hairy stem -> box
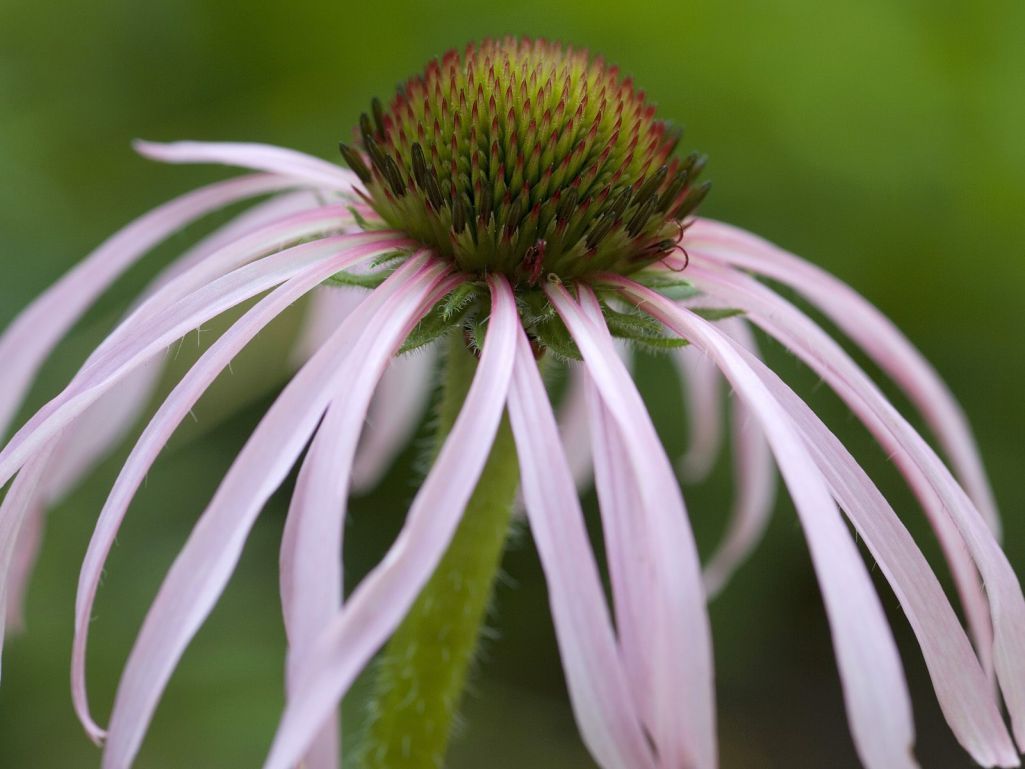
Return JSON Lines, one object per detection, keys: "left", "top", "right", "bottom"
{"left": 359, "top": 330, "right": 520, "bottom": 769}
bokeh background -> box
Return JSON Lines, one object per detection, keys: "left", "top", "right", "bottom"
{"left": 1, "top": 0, "right": 1023, "bottom": 766}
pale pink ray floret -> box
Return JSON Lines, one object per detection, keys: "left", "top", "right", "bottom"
{"left": 0, "top": 136, "right": 1021, "bottom": 769}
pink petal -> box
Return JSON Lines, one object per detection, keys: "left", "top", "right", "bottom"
{"left": 134, "top": 141, "right": 360, "bottom": 193}
{"left": 738, "top": 343, "right": 1018, "bottom": 767}
{"left": 0, "top": 174, "right": 296, "bottom": 441}
{"left": 292, "top": 287, "right": 365, "bottom": 365}
{"left": 100, "top": 256, "right": 450, "bottom": 769}
{"left": 278, "top": 441, "right": 341, "bottom": 769}
{"left": 2, "top": 488, "right": 44, "bottom": 634}
{"left": 583, "top": 376, "right": 656, "bottom": 730}
{"left": 351, "top": 348, "right": 438, "bottom": 493}
{"left": 554, "top": 365, "right": 596, "bottom": 491}
{"left": 0, "top": 231, "right": 409, "bottom": 490}
{"left": 260, "top": 274, "right": 517, "bottom": 769}
{"left": 506, "top": 328, "right": 658, "bottom": 769}
{"left": 610, "top": 276, "right": 919, "bottom": 769}
{"left": 42, "top": 366, "right": 161, "bottom": 505}
{"left": 685, "top": 263, "right": 993, "bottom": 663}
{"left": 0, "top": 442, "right": 58, "bottom": 662}
{"left": 278, "top": 312, "right": 422, "bottom": 769}
{"left": 678, "top": 261, "right": 1025, "bottom": 749}
{"left": 702, "top": 319, "right": 777, "bottom": 599}
{"left": 548, "top": 283, "right": 716, "bottom": 769}
{"left": 71, "top": 242, "right": 405, "bottom": 742}
{"left": 52, "top": 190, "right": 337, "bottom": 503}
{"left": 686, "top": 218, "right": 1000, "bottom": 536}
{"left": 552, "top": 342, "right": 631, "bottom": 495}
{"left": 293, "top": 286, "right": 438, "bottom": 493}
{"left": 278, "top": 275, "right": 437, "bottom": 769}
{"left": 79, "top": 204, "right": 375, "bottom": 367}
{"left": 3, "top": 191, "right": 334, "bottom": 635}
{"left": 673, "top": 345, "right": 724, "bottom": 482}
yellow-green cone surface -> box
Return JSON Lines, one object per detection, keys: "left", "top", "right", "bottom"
{"left": 341, "top": 38, "right": 709, "bottom": 284}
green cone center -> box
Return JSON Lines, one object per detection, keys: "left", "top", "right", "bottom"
{"left": 340, "top": 37, "right": 709, "bottom": 285}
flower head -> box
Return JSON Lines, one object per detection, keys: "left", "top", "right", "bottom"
{"left": 341, "top": 38, "right": 707, "bottom": 283}
{"left": 0, "top": 36, "right": 1023, "bottom": 769}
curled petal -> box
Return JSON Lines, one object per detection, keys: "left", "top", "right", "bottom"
{"left": 2, "top": 488, "right": 45, "bottom": 634}
{"left": 278, "top": 448, "right": 340, "bottom": 769}
{"left": 278, "top": 289, "right": 439, "bottom": 769}
{"left": 584, "top": 377, "right": 657, "bottom": 736}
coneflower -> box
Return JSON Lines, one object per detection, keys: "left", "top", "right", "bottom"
{"left": 1, "top": 37, "right": 1022, "bottom": 769}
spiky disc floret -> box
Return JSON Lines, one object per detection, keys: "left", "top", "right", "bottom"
{"left": 340, "top": 38, "right": 709, "bottom": 285}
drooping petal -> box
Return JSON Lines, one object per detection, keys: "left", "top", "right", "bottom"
{"left": 3, "top": 190, "right": 336, "bottom": 634}
{"left": 702, "top": 319, "right": 777, "bottom": 599}
{"left": 293, "top": 284, "right": 438, "bottom": 492}
{"left": 0, "top": 442, "right": 58, "bottom": 664}
{"left": 351, "top": 348, "right": 438, "bottom": 492}
{"left": 506, "top": 329, "right": 657, "bottom": 769}
{"left": 554, "top": 364, "right": 595, "bottom": 491}
{"left": 2, "top": 484, "right": 45, "bottom": 634}
{"left": 0, "top": 232, "right": 409, "bottom": 489}
{"left": 260, "top": 274, "right": 517, "bottom": 769}
{"left": 279, "top": 440, "right": 341, "bottom": 769}
{"left": 42, "top": 367, "right": 161, "bottom": 506}
{"left": 686, "top": 218, "right": 1000, "bottom": 535}
{"left": 277, "top": 301, "right": 436, "bottom": 769}
{"left": 584, "top": 375, "right": 655, "bottom": 731}
{"left": 686, "top": 263, "right": 993, "bottom": 661}
{"left": 78, "top": 205, "right": 374, "bottom": 367}
{"left": 678, "top": 261, "right": 1025, "bottom": 749}
{"left": 100, "top": 256, "right": 450, "bottom": 769}
{"left": 737, "top": 343, "right": 1018, "bottom": 767}
{"left": 548, "top": 283, "right": 716, "bottom": 769}
{"left": 28, "top": 201, "right": 369, "bottom": 500}
{"left": 610, "top": 276, "right": 919, "bottom": 769}
{"left": 134, "top": 141, "right": 361, "bottom": 193}
{"left": 292, "top": 286, "right": 365, "bottom": 366}
{"left": 0, "top": 174, "right": 296, "bottom": 440}
{"left": 552, "top": 342, "right": 631, "bottom": 495}
{"left": 50, "top": 189, "right": 337, "bottom": 503}
{"left": 278, "top": 284, "right": 442, "bottom": 769}
{"left": 3, "top": 370, "right": 161, "bottom": 635}
{"left": 673, "top": 345, "right": 725, "bottom": 482}
{"left": 71, "top": 242, "right": 407, "bottom": 742}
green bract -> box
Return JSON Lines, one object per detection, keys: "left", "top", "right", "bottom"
{"left": 340, "top": 38, "right": 709, "bottom": 285}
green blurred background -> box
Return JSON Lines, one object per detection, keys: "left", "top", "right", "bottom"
{"left": 1, "top": 0, "right": 1023, "bottom": 766}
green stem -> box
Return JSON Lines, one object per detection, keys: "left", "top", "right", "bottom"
{"left": 359, "top": 330, "right": 520, "bottom": 769}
